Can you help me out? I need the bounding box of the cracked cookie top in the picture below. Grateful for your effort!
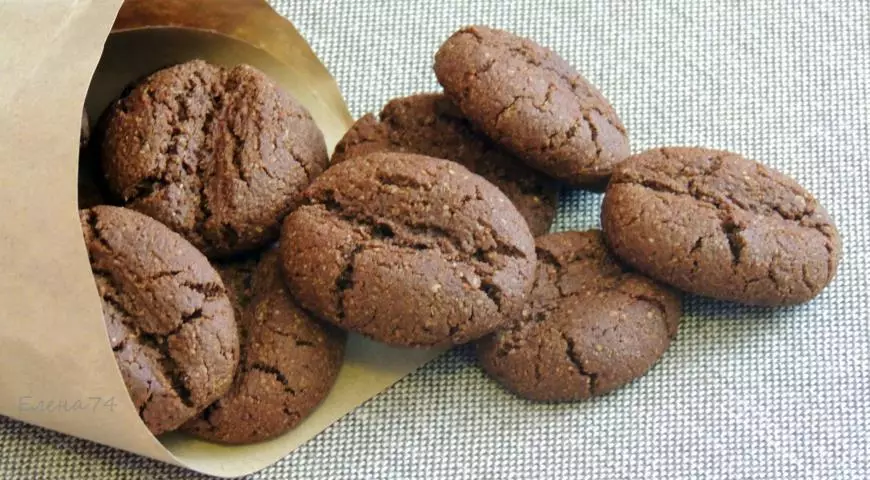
[434,25,629,187]
[601,147,841,306]
[182,250,346,444]
[280,152,537,347]
[331,93,559,236]
[477,230,681,402]
[80,206,240,435]
[101,60,329,258]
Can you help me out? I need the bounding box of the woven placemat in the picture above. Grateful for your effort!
[2,1,868,478]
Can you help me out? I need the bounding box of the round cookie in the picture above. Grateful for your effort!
[280,152,537,347]
[101,59,329,257]
[332,93,559,236]
[434,26,629,187]
[182,251,346,444]
[80,206,239,435]
[477,230,681,402]
[601,147,841,306]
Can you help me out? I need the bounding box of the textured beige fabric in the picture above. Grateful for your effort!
[1,1,868,478]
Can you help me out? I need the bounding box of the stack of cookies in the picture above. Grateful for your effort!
[78,25,842,443]
[79,60,344,444]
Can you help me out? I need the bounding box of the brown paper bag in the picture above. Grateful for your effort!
[0,0,442,476]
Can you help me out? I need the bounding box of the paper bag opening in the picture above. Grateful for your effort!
[0,0,442,477]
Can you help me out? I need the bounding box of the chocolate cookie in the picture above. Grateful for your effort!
[280,152,537,347]
[601,147,841,306]
[101,59,329,257]
[332,93,559,236]
[478,230,681,401]
[434,26,629,187]
[80,206,239,435]
[183,251,345,444]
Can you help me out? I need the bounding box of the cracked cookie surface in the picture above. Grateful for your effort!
[80,206,239,435]
[601,147,841,306]
[182,250,346,444]
[101,60,328,258]
[280,152,537,347]
[331,93,558,235]
[477,230,681,402]
[434,26,629,187]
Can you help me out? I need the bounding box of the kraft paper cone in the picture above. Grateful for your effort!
[0,0,442,476]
